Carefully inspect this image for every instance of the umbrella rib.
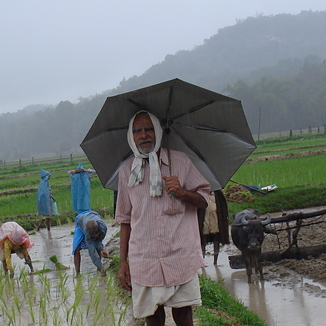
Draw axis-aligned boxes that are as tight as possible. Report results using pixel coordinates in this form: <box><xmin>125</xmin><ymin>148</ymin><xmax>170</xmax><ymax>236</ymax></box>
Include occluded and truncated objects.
<box><xmin>169</xmin><ymin>126</ymin><xmax>220</xmax><ymax>184</ymax></box>
<box><xmin>105</xmin><ymin>126</ymin><xmax>129</xmax><ymax>132</ymax></box>
<box><xmin>172</xmin><ymin>100</ymin><xmax>215</xmax><ymax>120</ymax></box>
<box><xmin>166</xmin><ymin>85</ymin><xmax>174</xmax><ymax>121</ymax></box>
<box><xmin>122</xmin><ymin>150</ymin><xmax>133</xmax><ymax>162</ymax></box>
<box><xmin>171</xmin><ymin>128</ymin><xmax>207</xmax><ymax>164</ymax></box>
<box><xmin>173</xmin><ymin>121</ymin><xmax>228</xmax><ymax>133</ymax></box>
<box><xmin>127</xmin><ymin>99</ymin><xmax>150</xmax><ymax>111</ymax></box>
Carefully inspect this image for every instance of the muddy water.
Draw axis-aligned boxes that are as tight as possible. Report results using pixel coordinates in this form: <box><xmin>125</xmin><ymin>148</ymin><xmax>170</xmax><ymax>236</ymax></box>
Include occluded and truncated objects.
<box><xmin>6</xmin><ymin>222</ymin><xmax>133</xmax><ymax>326</ymax></box>
<box><xmin>201</xmin><ymin>245</ymin><xmax>326</xmax><ymax>326</ymax></box>
<box><xmin>9</xmin><ymin>223</ymin><xmax>326</xmax><ymax>326</ymax></box>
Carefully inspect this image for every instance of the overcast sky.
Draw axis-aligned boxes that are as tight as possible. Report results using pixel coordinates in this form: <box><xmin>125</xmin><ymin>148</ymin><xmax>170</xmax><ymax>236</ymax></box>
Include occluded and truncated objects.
<box><xmin>1</xmin><ymin>1</ymin><xmax>325</xmax><ymax>114</ymax></box>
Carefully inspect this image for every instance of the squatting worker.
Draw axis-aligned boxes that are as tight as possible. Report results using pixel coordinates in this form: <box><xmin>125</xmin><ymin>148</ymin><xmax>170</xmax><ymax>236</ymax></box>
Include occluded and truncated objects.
<box><xmin>115</xmin><ymin>111</ymin><xmax>210</xmax><ymax>326</ymax></box>
<box><xmin>72</xmin><ymin>210</ymin><xmax>108</xmax><ymax>276</ymax></box>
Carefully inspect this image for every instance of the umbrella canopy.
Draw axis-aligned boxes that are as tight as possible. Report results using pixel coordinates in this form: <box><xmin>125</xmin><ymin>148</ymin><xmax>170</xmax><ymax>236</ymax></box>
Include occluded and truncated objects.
<box><xmin>81</xmin><ymin>78</ymin><xmax>256</xmax><ymax>191</ymax></box>
<box><xmin>37</xmin><ymin>169</ymin><xmax>51</xmax><ymax>215</ymax></box>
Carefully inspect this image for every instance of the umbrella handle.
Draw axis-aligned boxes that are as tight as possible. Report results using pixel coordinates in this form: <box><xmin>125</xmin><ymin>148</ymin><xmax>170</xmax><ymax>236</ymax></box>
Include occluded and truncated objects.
<box><xmin>167</xmin><ymin>148</ymin><xmax>172</xmax><ymax>177</ymax></box>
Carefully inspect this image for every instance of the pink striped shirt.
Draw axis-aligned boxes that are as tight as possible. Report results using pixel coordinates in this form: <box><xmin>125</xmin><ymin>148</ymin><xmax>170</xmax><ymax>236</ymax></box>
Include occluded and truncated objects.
<box><xmin>115</xmin><ymin>148</ymin><xmax>210</xmax><ymax>287</ymax></box>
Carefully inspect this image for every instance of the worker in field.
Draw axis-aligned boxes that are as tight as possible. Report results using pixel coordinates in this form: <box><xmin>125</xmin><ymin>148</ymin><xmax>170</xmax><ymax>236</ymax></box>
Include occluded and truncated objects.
<box><xmin>0</xmin><ymin>221</ymin><xmax>34</xmax><ymax>277</ymax></box>
<box><xmin>69</xmin><ymin>164</ymin><xmax>108</xmax><ymax>277</ymax></box>
<box><xmin>36</xmin><ymin>169</ymin><xmax>59</xmax><ymax>231</ymax></box>
<box><xmin>72</xmin><ymin>210</ymin><xmax>108</xmax><ymax>276</ymax></box>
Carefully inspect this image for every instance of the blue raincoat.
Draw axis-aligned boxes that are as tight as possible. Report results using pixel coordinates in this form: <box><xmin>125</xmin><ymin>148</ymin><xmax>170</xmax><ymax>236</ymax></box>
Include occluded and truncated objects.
<box><xmin>37</xmin><ymin>169</ymin><xmax>51</xmax><ymax>215</ymax></box>
<box><xmin>70</xmin><ymin>163</ymin><xmax>92</xmax><ymax>213</ymax></box>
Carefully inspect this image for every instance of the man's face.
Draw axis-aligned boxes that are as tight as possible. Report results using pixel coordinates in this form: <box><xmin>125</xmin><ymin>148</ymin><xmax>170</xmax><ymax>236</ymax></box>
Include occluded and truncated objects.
<box><xmin>133</xmin><ymin>114</ymin><xmax>156</xmax><ymax>154</ymax></box>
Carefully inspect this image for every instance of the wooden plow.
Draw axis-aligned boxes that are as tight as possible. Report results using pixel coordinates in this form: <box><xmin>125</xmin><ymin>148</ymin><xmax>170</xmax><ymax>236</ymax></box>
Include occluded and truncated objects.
<box><xmin>229</xmin><ymin>208</ymin><xmax>326</xmax><ymax>269</ymax></box>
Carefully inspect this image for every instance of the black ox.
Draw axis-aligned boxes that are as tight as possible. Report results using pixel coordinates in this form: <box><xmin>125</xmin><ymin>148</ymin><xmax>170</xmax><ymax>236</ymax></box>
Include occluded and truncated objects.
<box><xmin>231</xmin><ymin>209</ymin><xmax>273</xmax><ymax>283</ymax></box>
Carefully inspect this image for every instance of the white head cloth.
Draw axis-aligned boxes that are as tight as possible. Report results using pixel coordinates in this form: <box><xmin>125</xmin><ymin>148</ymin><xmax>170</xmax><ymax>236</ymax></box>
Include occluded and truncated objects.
<box><xmin>127</xmin><ymin>110</ymin><xmax>163</xmax><ymax>197</ymax></box>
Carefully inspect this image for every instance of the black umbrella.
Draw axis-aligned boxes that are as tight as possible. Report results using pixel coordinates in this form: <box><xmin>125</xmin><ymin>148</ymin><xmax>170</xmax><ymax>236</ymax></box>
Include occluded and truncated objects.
<box><xmin>80</xmin><ymin>78</ymin><xmax>256</xmax><ymax>191</ymax></box>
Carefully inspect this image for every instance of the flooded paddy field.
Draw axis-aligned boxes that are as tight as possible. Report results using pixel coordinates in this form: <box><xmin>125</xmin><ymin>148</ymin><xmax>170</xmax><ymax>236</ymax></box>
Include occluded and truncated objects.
<box><xmin>1</xmin><ymin>223</ymin><xmax>133</xmax><ymax>326</ymax></box>
<box><xmin>4</xmin><ymin>208</ymin><xmax>326</xmax><ymax>326</ymax></box>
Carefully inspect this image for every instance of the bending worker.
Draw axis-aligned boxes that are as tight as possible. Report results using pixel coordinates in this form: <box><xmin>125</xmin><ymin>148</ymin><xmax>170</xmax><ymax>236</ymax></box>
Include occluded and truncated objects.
<box><xmin>72</xmin><ymin>210</ymin><xmax>108</xmax><ymax>276</ymax></box>
<box><xmin>0</xmin><ymin>221</ymin><xmax>34</xmax><ymax>277</ymax></box>
<box><xmin>116</xmin><ymin>111</ymin><xmax>209</xmax><ymax>325</ymax></box>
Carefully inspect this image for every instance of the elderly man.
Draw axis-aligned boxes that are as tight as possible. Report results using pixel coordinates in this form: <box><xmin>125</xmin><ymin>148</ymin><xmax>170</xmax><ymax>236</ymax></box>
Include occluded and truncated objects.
<box><xmin>72</xmin><ymin>210</ymin><xmax>108</xmax><ymax>276</ymax></box>
<box><xmin>116</xmin><ymin>111</ymin><xmax>210</xmax><ymax>325</ymax></box>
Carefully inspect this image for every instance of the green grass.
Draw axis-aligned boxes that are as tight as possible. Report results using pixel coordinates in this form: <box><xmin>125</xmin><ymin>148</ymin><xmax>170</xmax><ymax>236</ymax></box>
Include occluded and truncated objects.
<box><xmin>227</xmin><ymin>184</ymin><xmax>326</xmax><ymax>219</ymax></box>
<box><xmin>232</xmin><ymin>155</ymin><xmax>325</xmax><ymax>187</ymax></box>
<box><xmin>195</xmin><ymin>277</ymin><xmax>266</xmax><ymax>326</ymax></box>
<box><xmin>226</xmin><ymin>134</ymin><xmax>326</xmax><ymax>218</ymax></box>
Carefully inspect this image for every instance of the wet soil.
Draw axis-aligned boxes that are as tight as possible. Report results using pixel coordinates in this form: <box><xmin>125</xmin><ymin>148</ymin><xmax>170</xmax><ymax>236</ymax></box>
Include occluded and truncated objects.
<box><xmin>202</xmin><ymin>206</ymin><xmax>326</xmax><ymax>326</ymax></box>
<box><xmin>263</xmin><ymin>208</ymin><xmax>326</xmax><ymax>287</ymax></box>
<box><xmin>226</xmin><ymin>206</ymin><xmax>326</xmax><ymax>293</ymax></box>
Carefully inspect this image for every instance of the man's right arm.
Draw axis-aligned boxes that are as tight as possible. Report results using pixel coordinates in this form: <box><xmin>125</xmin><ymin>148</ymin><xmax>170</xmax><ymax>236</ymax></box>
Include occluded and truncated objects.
<box><xmin>119</xmin><ymin>223</ymin><xmax>132</xmax><ymax>291</ymax></box>
<box><xmin>85</xmin><ymin>234</ymin><xmax>103</xmax><ymax>270</ymax></box>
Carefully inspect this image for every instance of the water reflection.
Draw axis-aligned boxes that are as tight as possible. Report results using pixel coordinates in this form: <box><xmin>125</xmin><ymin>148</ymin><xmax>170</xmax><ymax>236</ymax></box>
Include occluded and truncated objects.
<box><xmin>3</xmin><ymin>223</ymin><xmax>131</xmax><ymax>326</ymax></box>
<box><xmin>32</xmin><ymin>225</ymin><xmax>74</xmax><ymax>272</ymax></box>
<box><xmin>201</xmin><ymin>245</ymin><xmax>326</xmax><ymax>326</ymax></box>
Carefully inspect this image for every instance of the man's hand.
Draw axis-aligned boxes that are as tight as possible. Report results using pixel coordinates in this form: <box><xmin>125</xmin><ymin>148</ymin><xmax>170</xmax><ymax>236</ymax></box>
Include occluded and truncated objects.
<box><xmin>100</xmin><ymin>249</ymin><xmax>109</xmax><ymax>258</ymax></box>
<box><xmin>119</xmin><ymin>260</ymin><xmax>132</xmax><ymax>291</ymax></box>
<box><xmin>162</xmin><ymin>175</ymin><xmax>184</xmax><ymax>198</ymax></box>
<box><xmin>162</xmin><ymin>174</ymin><xmax>208</xmax><ymax>208</ymax></box>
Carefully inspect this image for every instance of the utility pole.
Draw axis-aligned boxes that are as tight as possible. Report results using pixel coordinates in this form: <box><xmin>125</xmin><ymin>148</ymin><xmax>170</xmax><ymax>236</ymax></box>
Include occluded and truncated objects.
<box><xmin>257</xmin><ymin>106</ymin><xmax>262</xmax><ymax>141</ymax></box>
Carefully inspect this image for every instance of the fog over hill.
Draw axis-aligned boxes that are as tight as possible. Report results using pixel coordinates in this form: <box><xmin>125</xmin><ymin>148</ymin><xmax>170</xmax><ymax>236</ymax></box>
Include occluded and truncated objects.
<box><xmin>1</xmin><ymin>11</ymin><xmax>326</xmax><ymax>161</ymax></box>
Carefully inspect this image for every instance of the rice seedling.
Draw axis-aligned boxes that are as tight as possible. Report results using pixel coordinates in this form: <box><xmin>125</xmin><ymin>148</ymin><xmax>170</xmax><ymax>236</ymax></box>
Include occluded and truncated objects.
<box><xmin>52</xmin><ymin>305</ymin><xmax>64</xmax><ymax>326</ymax></box>
<box><xmin>19</xmin><ymin>269</ymin><xmax>32</xmax><ymax>298</ymax></box>
<box><xmin>56</xmin><ymin>271</ymin><xmax>70</xmax><ymax>303</ymax></box>
<box><xmin>28</xmin><ymin>296</ymin><xmax>36</xmax><ymax>324</ymax></box>
<box><xmin>0</xmin><ymin>294</ymin><xmax>8</xmax><ymax>310</ymax></box>
<box><xmin>5</xmin><ymin>306</ymin><xmax>16</xmax><ymax>326</ymax></box>
<box><xmin>50</xmin><ymin>255</ymin><xmax>70</xmax><ymax>270</ymax></box>
<box><xmin>86</xmin><ymin>302</ymin><xmax>91</xmax><ymax>319</ymax></box>
<box><xmin>13</xmin><ymin>292</ymin><xmax>22</xmax><ymax>314</ymax></box>
<box><xmin>1</xmin><ymin>266</ymin><xmax>131</xmax><ymax>325</ymax></box>
<box><xmin>38</xmin><ymin>275</ymin><xmax>51</xmax><ymax>324</ymax></box>
<box><xmin>66</xmin><ymin>275</ymin><xmax>85</xmax><ymax>324</ymax></box>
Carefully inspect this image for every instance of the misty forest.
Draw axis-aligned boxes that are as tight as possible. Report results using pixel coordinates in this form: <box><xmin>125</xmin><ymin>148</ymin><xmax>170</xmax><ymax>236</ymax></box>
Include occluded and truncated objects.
<box><xmin>1</xmin><ymin>10</ymin><xmax>326</xmax><ymax>161</ymax></box>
